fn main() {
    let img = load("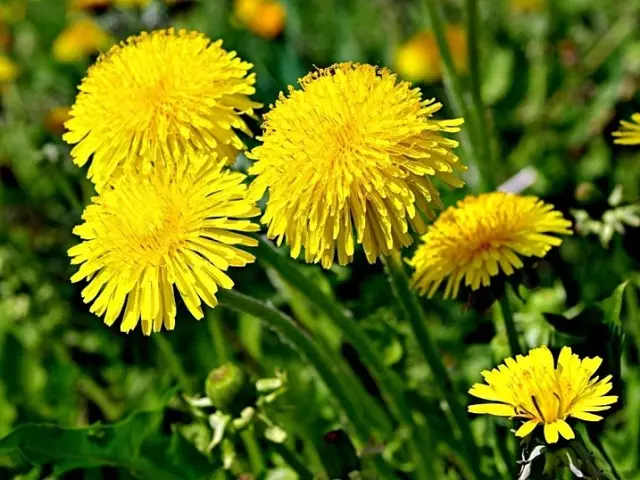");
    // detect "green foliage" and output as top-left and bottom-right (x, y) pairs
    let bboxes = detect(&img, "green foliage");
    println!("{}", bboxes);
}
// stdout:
(0, 411), (215, 479)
